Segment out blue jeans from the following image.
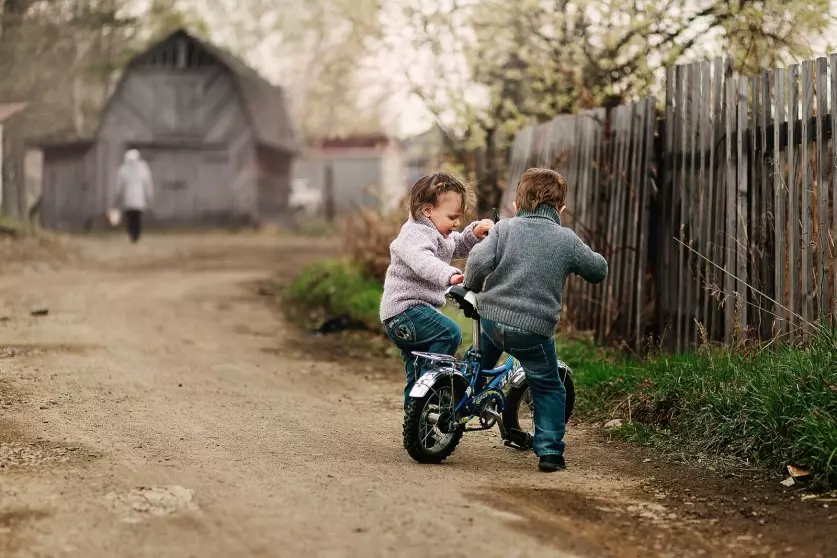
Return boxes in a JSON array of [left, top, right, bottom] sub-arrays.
[[479, 319, 566, 457], [382, 306, 462, 408]]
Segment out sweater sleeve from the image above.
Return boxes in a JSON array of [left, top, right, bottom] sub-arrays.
[[571, 233, 608, 284], [391, 228, 461, 288], [464, 226, 498, 292], [451, 221, 481, 259]]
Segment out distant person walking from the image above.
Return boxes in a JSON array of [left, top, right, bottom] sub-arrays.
[[114, 149, 154, 243]]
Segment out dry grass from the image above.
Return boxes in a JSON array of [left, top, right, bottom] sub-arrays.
[[341, 205, 407, 281]]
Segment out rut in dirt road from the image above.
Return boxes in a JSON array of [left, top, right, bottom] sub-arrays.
[[0, 233, 834, 558]]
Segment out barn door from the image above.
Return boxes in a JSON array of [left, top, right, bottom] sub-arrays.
[[141, 147, 197, 224]]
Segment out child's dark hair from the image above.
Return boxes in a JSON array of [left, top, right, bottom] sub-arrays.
[[409, 172, 476, 219], [515, 168, 567, 212]]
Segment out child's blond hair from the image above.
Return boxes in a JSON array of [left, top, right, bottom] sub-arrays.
[[409, 172, 476, 219], [515, 168, 567, 212]]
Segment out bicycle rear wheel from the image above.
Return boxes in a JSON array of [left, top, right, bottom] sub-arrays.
[[503, 370, 575, 436]]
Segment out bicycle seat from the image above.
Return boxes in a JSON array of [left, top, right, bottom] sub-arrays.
[[446, 285, 480, 319]]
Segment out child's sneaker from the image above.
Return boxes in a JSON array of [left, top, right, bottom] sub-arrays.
[[538, 454, 566, 472]]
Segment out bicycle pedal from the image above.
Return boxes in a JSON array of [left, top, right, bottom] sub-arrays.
[[504, 429, 533, 451]]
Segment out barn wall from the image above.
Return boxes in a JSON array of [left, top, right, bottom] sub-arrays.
[[0, 114, 27, 219], [40, 144, 97, 230], [96, 65, 257, 227]]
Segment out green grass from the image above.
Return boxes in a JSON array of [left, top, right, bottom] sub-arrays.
[[284, 258, 383, 330], [0, 215, 30, 236], [285, 258, 837, 489], [580, 335, 837, 489]]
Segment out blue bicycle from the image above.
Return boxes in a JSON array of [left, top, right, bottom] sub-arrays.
[[402, 285, 575, 463]]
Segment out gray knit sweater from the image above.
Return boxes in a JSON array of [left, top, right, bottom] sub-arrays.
[[464, 204, 608, 337], [380, 215, 480, 322]]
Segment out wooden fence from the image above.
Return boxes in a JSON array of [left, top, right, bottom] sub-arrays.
[[506, 53, 837, 351], [503, 100, 657, 347]]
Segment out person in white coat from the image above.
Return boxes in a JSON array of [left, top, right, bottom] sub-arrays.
[[115, 149, 154, 243]]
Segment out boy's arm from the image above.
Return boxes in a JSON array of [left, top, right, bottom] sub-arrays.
[[451, 221, 480, 259], [572, 234, 608, 284], [391, 228, 461, 288], [463, 227, 499, 292]]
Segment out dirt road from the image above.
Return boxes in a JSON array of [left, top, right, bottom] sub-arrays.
[[0, 233, 834, 558]]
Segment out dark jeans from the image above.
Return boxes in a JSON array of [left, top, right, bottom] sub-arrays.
[[383, 306, 462, 408], [124, 210, 142, 243], [480, 319, 566, 457]]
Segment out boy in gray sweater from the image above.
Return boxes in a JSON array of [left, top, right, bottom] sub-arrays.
[[380, 173, 494, 407], [464, 168, 608, 472]]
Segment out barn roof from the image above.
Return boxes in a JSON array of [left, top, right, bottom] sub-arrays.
[[33, 29, 298, 153], [142, 29, 298, 153]]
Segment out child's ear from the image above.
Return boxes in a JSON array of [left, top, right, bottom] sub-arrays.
[[558, 205, 566, 216], [422, 204, 433, 217], [512, 201, 518, 213]]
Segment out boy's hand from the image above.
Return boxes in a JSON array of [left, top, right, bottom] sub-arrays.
[[474, 219, 495, 239], [450, 274, 464, 285]]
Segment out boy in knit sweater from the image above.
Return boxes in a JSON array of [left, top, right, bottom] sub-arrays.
[[380, 173, 494, 407], [464, 168, 608, 472]]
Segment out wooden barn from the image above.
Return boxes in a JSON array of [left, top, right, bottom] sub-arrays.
[[36, 29, 298, 230]]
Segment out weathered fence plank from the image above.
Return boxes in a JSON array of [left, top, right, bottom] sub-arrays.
[[801, 61, 815, 331], [601, 109, 621, 342], [582, 110, 604, 330], [613, 106, 631, 341], [831, 54, 837, 323], [636, 98, 654, 346], [788, 64, 800, 340], [815, 57, 829, 321], [750, 76, 760, 334], [698, 61, 712, 338], [686, 64, 701, 344], [760, 71, 773, 338], [677, 65, 691, 351], [774, 67, 787, 337], [736, 77, 749, 340], [575, 116, 591, 329], [626, 103, 643, 342], [711, 58, 728, 340], [724, 74, 737, 344], [663, 66, 676, 344]]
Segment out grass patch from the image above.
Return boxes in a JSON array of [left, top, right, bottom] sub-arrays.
[[583, 335, 837, 489], [0, 215, 31, 236], [284, 258, 383, 330]]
